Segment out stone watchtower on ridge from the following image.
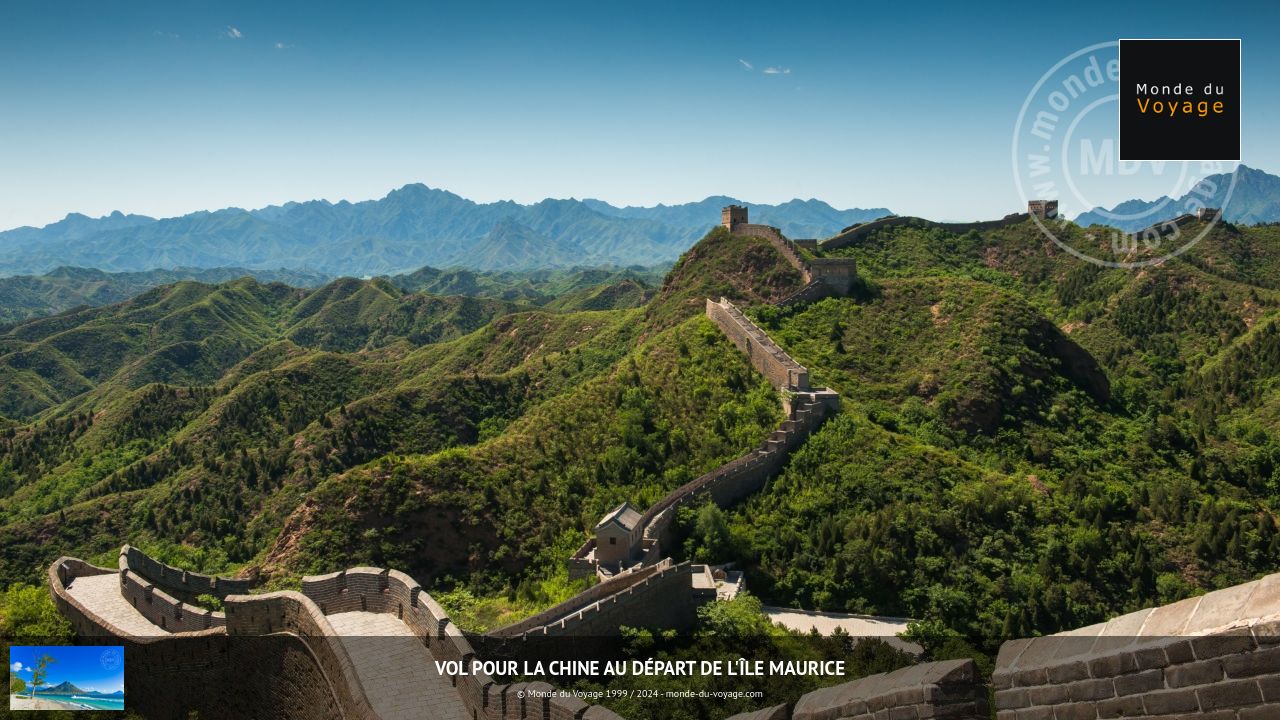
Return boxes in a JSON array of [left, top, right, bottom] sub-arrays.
[[1027, 200, 1059, 219], [722, 204, 749, 231]]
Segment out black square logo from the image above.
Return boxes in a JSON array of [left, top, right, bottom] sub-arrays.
[[1120, 39, 1240, 161]]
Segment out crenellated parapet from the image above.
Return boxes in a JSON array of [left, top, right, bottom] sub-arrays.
[[47, 547, 1280, 720], [119, 543, 255, 602], [993, 572, 1280, 719]]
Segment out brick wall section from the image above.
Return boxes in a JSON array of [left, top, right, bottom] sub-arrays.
[[707, 297, 810, 390], [993, 571, 1280, 719], [299, 566, 497, 713], [48, 556, 350, 720], [635, 396, 828, 555], [775, 280, 834, 308], [119, 543, 254, 601], [119, 563, 225, 632], [225, 589, 381, 720], [493, 561, 668, 637], [49, 557, 139, 639], [731, 223, 813, 282], [297, 565, 643, 719], [1132, 213, 1196, 242], [730, 222, 858, 300], [720, 660, 988, 720], [510, 562, 714, 638], [821, 213, 1030, 250]]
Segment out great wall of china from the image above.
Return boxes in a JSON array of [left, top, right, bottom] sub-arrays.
[[44, 206, 1279, 719], [818, 212, 1033, 251]]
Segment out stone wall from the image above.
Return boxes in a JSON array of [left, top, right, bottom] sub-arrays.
[[119, 563, 225, 632], [48, 557, 139, 639], [1131, 213, 1196, 242], [731, 223, 814, 282], [120, 543, 254, 601], [994, 571, 1280, 719], [707, 297, 810, 391], [493, 562, 669, 637], [722, 660, 988, 720], [775, 280, 833, 308], [225, 590, 380, 720], [807, 258, 858, 295], [483, 681, 626, 720], [124, 630, 347, 720], [635, 396, 828, 555], [48, 555, 351, 720], [730, 222, 859, 301], [52, 547, 1280, 720], [509, 562, 714, 637], [821, 213, 1030, 250], [567, 298, 837, 581]]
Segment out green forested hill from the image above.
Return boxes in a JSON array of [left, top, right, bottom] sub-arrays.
[[0, 263, 666, 328], [0, 232, 794, 608], [0, 220, 1277, 655], [678, 220, 1280, 650]]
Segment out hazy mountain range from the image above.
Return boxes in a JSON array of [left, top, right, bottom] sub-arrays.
[[0, 263, 666, 326], [0, 188, 890, 277], [1075, 164, 1280, 231]]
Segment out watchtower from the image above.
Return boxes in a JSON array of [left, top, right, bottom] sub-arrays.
[[1027, 200, 1059, 219], [1198, 207, 1221, 221], [722, 204, 748, 230]]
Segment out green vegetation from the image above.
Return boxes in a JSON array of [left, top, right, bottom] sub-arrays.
[[681, 220, 1280, 653], [644, 226, 806, 330], [0, 583, 73, 641], [0, 218, 1278, 717], [0, 232, 784, 604]]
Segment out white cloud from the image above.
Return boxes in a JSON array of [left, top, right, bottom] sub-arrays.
[[274, 42, 293, 50], [738, 58, 753, 70], [10, 661, 21, 672], [225, 26, 243, 39], [153, 31, 180, 40], [763, 67, 791, 75]]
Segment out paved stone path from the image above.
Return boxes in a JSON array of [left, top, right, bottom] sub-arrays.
[[762, 606, 921, 654], [64, 573, 169, 637], [326, 611, 468, 720]]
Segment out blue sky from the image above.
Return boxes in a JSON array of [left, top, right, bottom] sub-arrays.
[[1, 0, 1277, 229], [9, 646, 125, 694]]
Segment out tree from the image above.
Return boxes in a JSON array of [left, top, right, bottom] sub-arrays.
[[30, 653, 54, 699], [10, 674, 25, 695], [0, 584, 73, 641]]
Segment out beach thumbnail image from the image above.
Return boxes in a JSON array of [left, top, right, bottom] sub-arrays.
[[9, 645, 124, 711]]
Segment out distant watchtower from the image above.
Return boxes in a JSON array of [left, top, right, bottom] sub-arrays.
[[1027, 200, 1059, 219], [722, 204, 748, 231], [1198, 207, 1221, 221]]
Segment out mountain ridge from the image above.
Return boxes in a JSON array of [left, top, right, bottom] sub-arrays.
[[0, 187, 890, 277], [1076, 164, 1280, 230]]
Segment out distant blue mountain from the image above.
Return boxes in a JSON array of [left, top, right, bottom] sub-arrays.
[[0, 187, 890, 276], [0, 184, 890, 274], [1075, 165, 1280, 231]]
